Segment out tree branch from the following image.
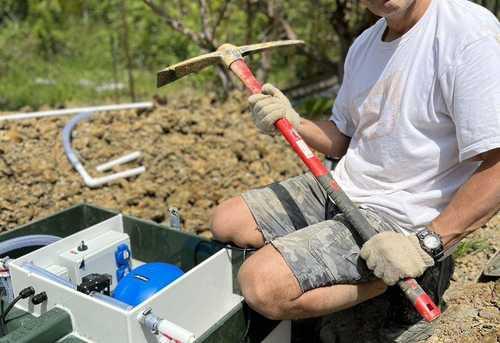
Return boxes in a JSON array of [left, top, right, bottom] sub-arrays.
[[198, 0, 214, 45], [174, 0, 188, 16], [143, 0, 206, 48], [142, 0, 242, 93], [212, 0, 231, 38], [277, 17, 297, 40], [258, 0, 297, 40], [244, 0, 254, 44]]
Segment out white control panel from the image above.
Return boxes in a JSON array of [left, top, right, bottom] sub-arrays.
[[58, 230, 130, 289]]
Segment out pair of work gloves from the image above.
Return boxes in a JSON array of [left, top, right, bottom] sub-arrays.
[[249, 84, 435, 286]]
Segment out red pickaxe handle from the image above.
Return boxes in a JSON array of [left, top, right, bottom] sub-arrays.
[[230, 59, 441, 322]]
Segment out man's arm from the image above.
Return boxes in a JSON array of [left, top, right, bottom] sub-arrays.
[[248, 84, 351, 158], [297, 118, 350, 159], [429, 148, 500, 249], [361, 148, 500, 286], [433, 35, 500, 249]]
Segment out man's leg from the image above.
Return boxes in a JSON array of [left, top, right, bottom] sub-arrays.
[[238, 244, 387, 320], [235, 212, 395, 320], [210, 196, 265, 248], [211, 173, 331, 248], [210, 195, 388, 320], [211, 174, 394, 320]]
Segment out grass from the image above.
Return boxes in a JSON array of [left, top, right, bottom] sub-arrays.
[[0, 20, 209, 112], [453, 238, 493, 259], [0, 33, 156, 111]]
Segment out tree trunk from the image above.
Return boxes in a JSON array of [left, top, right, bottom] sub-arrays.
[[120, 0, 136, 102]]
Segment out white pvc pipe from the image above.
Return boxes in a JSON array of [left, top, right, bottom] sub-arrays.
[[96, 151, 142, 172], [157, 319, 195, 343], [62, 112, 146, 188], [0, 102, 153, 122], [138, 311, 195, 343], [75, 162, 145, 188]]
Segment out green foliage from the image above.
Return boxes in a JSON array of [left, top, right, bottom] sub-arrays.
[[0, 0, 191, 109], [296, 97, 334, 120], [0, 0, 29, 25], [0, 0, 374, 109], [453, 238, 493, 259], [0, 16, 154, 109], [0, 0, 497, 110]]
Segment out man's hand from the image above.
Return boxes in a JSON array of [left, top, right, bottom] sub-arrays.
[[248, 83, 301, 135], [360, 231, 435, 286]]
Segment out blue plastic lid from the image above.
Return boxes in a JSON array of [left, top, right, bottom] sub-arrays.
[[112, 262, 184, 307]]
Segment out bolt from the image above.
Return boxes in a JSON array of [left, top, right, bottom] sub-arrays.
[[77, 240, 88, 252], [169, 208, 182, 231]]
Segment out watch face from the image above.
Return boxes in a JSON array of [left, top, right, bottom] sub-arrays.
[[423, 235, 441, 249]]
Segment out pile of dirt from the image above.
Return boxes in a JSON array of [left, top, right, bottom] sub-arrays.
[[0, 92, 497, 342], [0, 91, 305, 234]]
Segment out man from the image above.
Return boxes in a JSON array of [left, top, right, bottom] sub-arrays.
[[210, 0, 500, 334]]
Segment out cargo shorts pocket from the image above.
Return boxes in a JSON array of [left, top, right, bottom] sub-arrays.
[[271, 219, 375, 293], [308, 221, 374, 286]]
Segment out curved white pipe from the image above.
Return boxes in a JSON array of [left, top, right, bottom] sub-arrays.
[[74, 162, 145, 188], [62, 112, 145, 188], [0, 102, 153, 122]]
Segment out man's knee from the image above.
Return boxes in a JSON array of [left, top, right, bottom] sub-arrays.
[[210, 198, 237, 242], [238, 261, 285, 320], [238, 246, 301, 320], [210, 196, 264, 247]]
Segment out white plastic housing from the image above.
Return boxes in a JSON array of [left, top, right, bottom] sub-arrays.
[[9, 215, 286, 343], [58, 230, 130, 289]]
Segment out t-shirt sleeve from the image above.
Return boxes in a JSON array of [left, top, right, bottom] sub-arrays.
[[445, 35, 500, 162], [330, 53, 355, 137]]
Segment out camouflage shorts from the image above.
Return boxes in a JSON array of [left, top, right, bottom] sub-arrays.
[[242, 173, 404, 292]]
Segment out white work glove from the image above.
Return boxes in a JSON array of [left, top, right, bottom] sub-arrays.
[[360, 232, 435, 286], [248, 83, 301, 135]]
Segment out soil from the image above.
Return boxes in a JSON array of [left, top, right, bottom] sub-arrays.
[[430, 216, 499, 343], [0, 92, 498, 342]]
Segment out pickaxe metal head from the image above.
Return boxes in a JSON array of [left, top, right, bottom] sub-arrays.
[[157, 40, 304, 88]]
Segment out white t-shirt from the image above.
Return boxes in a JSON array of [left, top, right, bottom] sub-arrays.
[[329, 0, 500, 232]]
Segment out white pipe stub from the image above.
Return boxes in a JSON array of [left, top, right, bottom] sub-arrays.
[[96, 151, 143, 172], [1, 102, 153, 122], [75, 163, 145, 188], [138, 309, 195, 343]]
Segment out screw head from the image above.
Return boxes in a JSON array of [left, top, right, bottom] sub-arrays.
[[77, 240, 88, 252]]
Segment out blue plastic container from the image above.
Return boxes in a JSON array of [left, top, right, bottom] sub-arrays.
[[112, 262, 184, 307]]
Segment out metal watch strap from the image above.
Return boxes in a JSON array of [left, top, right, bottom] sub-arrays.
[[417, 227, 444, 261]]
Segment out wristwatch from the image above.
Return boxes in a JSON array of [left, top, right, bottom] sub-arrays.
[[416, 227, 444, 261]]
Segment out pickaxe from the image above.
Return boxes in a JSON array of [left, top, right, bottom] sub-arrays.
[[157, 40, 441, 322]]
